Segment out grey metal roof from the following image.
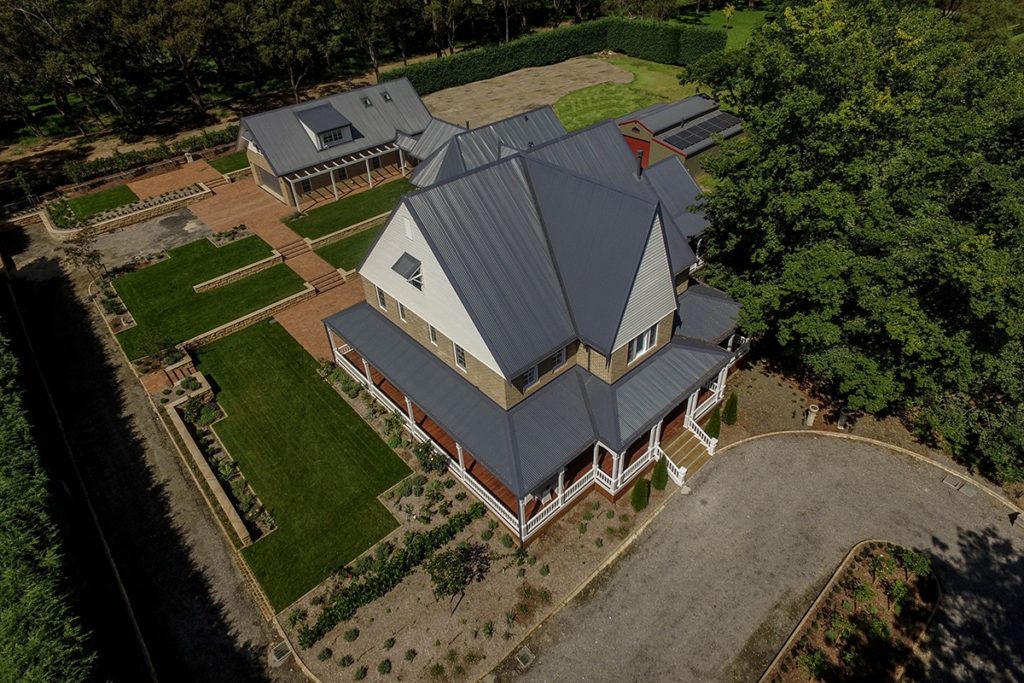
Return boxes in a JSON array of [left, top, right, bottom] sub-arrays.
[[239, 78, 432, 176], [659, 110, 743, 156], [391, 253, 421, 279], [618, 95, 719, 135], [295, 103, 351, 134], [676, 284, 741, 344], [525, 156, 658, 353], [643, 157, 709, 239], [408, 118, 466, 161], [325, 304, 733, 496], [395, 131, 420, 152], [404, 157, 577, 378], [523, 121, 640, 191], [410, 107, 566, 187]]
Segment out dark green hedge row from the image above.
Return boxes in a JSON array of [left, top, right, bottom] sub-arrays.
[[298, 502, 487, 648], [0, 333, 94, 681], [63, 125, 239, 184], [382, 18, 727, 95]]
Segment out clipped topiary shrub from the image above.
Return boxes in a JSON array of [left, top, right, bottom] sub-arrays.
[[630, 477, 651, 512], [706, 406, 722, 439], [651, 456, 669, 490], [723, 392, 738, 425]]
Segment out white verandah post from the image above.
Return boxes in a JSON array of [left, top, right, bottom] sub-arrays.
[[362, 358, 373, 383], [399, 148, 406, 174], [557, 469, 565, 502], [612, 451, 622, 488], [685, 389, 699, 418], [715, 366, 728, 402], [456, 443, 465, 473], [518, 499, 527, 540], [405, 396, 415, 423], [330, 168, 338, 200], [288, 178, 299, 208], [365, 158, 374, 187]]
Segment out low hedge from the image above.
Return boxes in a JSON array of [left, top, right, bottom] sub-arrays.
[[63, 125, 239, 184], [298, 502, 487, 648], [382, 18, 726, 95]]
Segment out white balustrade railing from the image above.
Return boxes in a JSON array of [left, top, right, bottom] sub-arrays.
[[693, 393, 719, 420], [685, 415, 718, 454], [563, 469, 594, 504], [595, 467, 615, 492], [462, 472, 520, 532], [524, 497, 561, 536], [620, 449, 654, 485], [662, 451, 686, 486]]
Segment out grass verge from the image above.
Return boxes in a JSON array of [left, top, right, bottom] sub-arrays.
[[208, 151, 250, 174], [197, 321, 410, 609], [67, 184, 138, 221], [693, 9, 768, 51], [314, 225, 384, 271], [113, 237, 305, 359], [286, 179, 412, 241]]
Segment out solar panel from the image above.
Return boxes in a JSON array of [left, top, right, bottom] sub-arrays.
[[662, 111, 742, 151]]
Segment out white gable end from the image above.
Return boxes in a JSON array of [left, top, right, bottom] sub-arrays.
[[360, 204, 504, 375], [613, 213, 677, 351]]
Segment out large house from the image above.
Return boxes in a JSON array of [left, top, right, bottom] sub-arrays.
[[324, 119, 745, 542], [617, 94, 742, 170], [237, 79, 435, 206]]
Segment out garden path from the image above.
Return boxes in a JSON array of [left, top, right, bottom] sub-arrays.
[[502, 434, 1024, 682], [127, 159, 223, 198]]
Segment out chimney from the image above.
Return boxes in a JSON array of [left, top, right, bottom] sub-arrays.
[[636, 149, 644, 176]]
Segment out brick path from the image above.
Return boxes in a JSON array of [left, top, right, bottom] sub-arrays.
[[128, 160, 223, 199], [273, 278, 365, 360]]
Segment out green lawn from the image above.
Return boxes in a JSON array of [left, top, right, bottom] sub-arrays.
[[696, 9, 768, 51], [208, 150, 250, 174], [67, 184, 138, 221], [113, 237, 306, 360], [314, 225, 384, 271], [197, 321, 410, 609], [555, 56, 697, 131], [286, 179, 412, 240]]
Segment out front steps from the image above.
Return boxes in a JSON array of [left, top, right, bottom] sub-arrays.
[[309, 270, 345, 293], [278, 239, 311, 259], [661, 430, 712, 481]]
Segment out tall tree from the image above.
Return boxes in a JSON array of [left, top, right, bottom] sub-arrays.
[[251, 0, 330, 103], [692, 0, 1024, 481], [336, 0, 388, 77]]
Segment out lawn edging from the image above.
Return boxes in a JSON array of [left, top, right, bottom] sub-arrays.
[[305, 211, 389, 251], [180, 283, 316, 349], [192, 251, 284, 293]]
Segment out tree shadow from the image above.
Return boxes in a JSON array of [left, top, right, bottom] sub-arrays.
[[4, 253, 272, 681], [918, 525, 1024, 680]]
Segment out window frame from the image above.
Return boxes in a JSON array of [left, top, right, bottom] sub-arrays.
[[320, 126, 349, 147], [519, 366, 539, 390], [453, 343, 467, 371], [375, 286, 387, 310], [428, 325, 438, 346], [407, 266, 423, 290], [627, 324, 658, 364], [550, 347, 566, 369], [398, 302, 407, 322]]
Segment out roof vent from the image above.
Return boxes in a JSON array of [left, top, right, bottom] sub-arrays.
[[361, 96, 373, 107], [636, 149, 644, 176], [381, 91, 392, 102]]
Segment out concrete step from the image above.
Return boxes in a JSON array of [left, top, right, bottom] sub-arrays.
[[206, 175, 229, 188], [309, 271, 345, 293], [278, 239, 311, 259]]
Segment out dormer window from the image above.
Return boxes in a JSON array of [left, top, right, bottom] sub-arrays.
[[381, 91, 392, 102], [519, 366, 538, 390], [392, 252, 422, 290], [361, 96, 373, 107], [320, 126, 350, 147]]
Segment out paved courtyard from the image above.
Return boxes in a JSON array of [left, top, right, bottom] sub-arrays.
[[91, 208, 209, 269], [500, 435, 1024, 682]]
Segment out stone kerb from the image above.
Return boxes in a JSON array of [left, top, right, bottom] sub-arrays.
[[180, 284, 316, 349], [165, 373, 252, 546], [192, 252, 284, 293], [305, 211, 390, 251]]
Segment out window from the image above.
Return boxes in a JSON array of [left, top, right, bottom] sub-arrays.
[[299, 178, 312, 193], [626, 324, 658, 364], [550, 347, 566, 369], [428, 325, 438, 345], [407, 266, 422, 290], [381, 90, 392, 102], [398, 302, 407, 321], [371, 156, 382, 169], [320, 126, 349, 147], [361, 96, 373, 107], [519, 366, 538, 390], [453, 343, 467, 371], [375, 286, 387, 310]]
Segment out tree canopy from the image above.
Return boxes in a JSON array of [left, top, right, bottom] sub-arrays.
[[692, 0, 1024, 481]]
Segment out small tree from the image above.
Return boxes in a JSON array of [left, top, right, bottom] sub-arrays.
[[706, 407, 722, 439], [722, 2, 736, 27], [796, 648, 827, 680], [723, 392, 739, 425], [651, 456, 669, 490], [426, 542, 492, 613], [829, 613, 857, 643], [884, 578, 909, 611], [898, 548, 931, 580], [849, 580, 874, 610], [630, 478, 651, 512]]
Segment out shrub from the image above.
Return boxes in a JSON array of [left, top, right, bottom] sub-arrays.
[[181, 396, 205, 424], [898, 548, 931, 578], [413, 441, 448, 473], [354, 664, 368, 680], [180, 375, 201, 391], [706, 407, 722, 439], [338, 654, 354, 667], [383, 637, 396, 650], [539, 564, 550, 576], [483, 621, 494, 638], [723, 392, 739, 425], [630, 478, 651, 512], [651, 456, 669, 490], [378, 659, 391, 675], [429, 663, 446, 678], [197, 403, 220, 427], [404, 649, 417, 661], [381, 18, 725, 95], [796, 649, 827, 679], [343, 628, 360, 642], [500, 534, 514, 548], [481, 529, 493, 541], [318, 647, 333, 661]]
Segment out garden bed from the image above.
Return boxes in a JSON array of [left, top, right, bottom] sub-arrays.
[[207, 223, 253, 247], [764, 541, 939, 682]]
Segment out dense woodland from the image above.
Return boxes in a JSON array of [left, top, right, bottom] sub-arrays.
[[0, 0, 720, 145], [694, 0, 1024, 482]]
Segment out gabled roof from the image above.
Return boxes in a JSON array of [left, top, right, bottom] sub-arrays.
[[391, 253, 421, 279], [295, 104, 351, 133], [676, 284, 741, 344], [643, 157, 709, 239], [239, 79, 432, 176], [617, 94, 719, 135], [325, 304, 733, 496], [410, 107, 566, 187], [408, 118, 466, 161]]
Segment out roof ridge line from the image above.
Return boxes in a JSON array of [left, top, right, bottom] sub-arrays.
[[520, 154, 655, 205]]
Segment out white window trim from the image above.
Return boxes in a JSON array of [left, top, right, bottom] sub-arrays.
[[627, 324, 658, 365], [520, 366, 539, 390], [550, 347, 566, 369], [453, 343, 467, 372], [408, 266, 423, 290], [375, 286, 387, 310], [398, 302, 407, 322], [428, 325, 438, 346]]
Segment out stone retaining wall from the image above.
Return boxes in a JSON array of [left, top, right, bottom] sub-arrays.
[[181, 284, 315, 349], [306, 211, 390, 250], [223, 166, 252, 182], [192, 252, 283, 293], [166, 379, 252, 546]]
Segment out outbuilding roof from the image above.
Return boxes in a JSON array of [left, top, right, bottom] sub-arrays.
[[617, 95, 719, 134], [676, 284, 742, 344], [239, 79, 432, 176]]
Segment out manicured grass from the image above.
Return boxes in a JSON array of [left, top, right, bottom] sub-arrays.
[[197, 321, 410, 609], [554, 56, 697, 131], [286, 179, 412, 240], [113, 237, 306, 359], [207, 150, 250, 174], [314, 225, 384, 271], [67, 184, 138, 221], [695, 9, 768, 51]]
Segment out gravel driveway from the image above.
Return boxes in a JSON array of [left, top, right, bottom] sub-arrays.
[[497, 435, 1024, 682]]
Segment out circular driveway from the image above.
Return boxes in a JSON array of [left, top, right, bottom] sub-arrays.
[[502, 435, 1024, 682]]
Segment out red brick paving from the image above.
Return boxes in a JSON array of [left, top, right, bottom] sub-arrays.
[[273, 278, 365, 360], [128, 160, 223, 199], [285, 251, 336, 281]]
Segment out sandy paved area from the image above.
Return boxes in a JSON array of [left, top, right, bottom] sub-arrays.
[[273, 278, 365, 360], [501, 435, 1024, 682], [91, 208, 209, 268], [128, 159, 223, 198], [424, 57, 632, 127]]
